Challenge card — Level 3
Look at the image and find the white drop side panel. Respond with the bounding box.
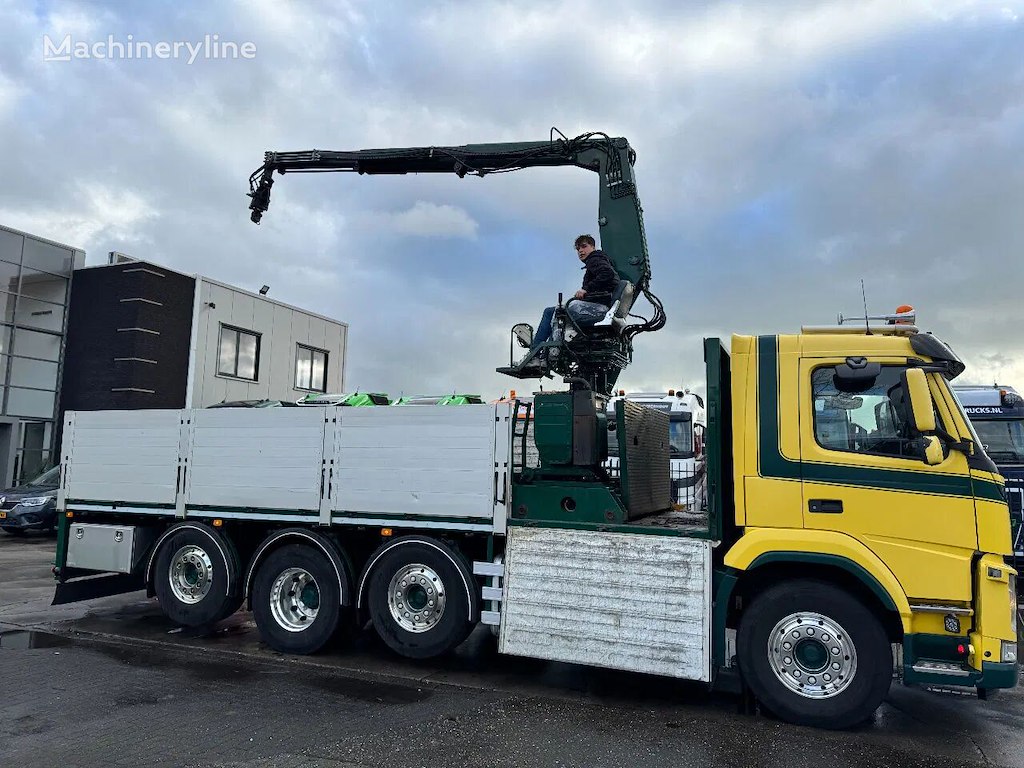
[186,407,327,511]
[334,405,498,522]
[499,527,712,681]
[62,410,183,506]
[492,403,514,534]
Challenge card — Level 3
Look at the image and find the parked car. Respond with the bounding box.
[0,465,60,535]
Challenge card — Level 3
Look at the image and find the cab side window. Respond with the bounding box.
[811,366,937,460]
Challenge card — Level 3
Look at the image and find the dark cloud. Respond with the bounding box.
[1,0,1022,398]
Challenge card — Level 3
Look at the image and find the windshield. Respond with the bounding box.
[971,419,1024,465]
[669,418,693,456]
[25,465,59,486]
[606,410,693,458]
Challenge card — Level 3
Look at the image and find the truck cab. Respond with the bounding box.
[717,326,1018,723]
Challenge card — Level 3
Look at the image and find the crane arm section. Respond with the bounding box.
[248,133,651,292]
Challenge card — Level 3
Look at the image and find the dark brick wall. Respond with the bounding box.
[61,263,195,412]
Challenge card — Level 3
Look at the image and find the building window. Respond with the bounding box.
[295,344,328,392]
[218,325,260,381]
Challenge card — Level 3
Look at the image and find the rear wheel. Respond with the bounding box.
[154,526,238,627]
[252,544,342,654]
[368,540,474,659]
[738,580,892,729]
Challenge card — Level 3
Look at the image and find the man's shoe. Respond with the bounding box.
[516,351,546,373]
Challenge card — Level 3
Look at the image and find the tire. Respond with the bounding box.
[217,594,245,621]
[738,579,893,729]
[367,539,475,660]
[153,525,238,627]
[251,544,342,654]
[2,528,27,536]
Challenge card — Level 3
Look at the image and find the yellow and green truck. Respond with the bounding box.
[52,134,1017,730]
[53,321,1018,729]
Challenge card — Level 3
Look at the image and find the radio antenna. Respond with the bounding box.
[861,279,870,335]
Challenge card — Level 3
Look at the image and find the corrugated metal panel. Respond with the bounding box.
[63,410,182,505]
[499,527,711,681]
[186,407,326,510]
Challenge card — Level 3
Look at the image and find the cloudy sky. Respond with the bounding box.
[2,0,1023,400]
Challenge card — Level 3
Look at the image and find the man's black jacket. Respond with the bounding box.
[580,250,619,307]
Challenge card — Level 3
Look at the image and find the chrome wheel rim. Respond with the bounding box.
[169,545,213,605]
[388,563,446,633]
[270,567,320,632]
[767,611,857,699]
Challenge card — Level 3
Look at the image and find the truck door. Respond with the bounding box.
[798,358,978,602]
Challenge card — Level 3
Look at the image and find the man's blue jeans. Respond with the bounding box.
[531,301,608,351]
[532,306,557,351]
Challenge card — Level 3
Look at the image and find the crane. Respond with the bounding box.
[247,131,664,396]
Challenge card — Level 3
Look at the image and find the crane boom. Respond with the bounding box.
[248,133,651,292]
[247,131,665,395]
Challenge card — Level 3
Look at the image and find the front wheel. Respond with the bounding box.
[738,580,893,729]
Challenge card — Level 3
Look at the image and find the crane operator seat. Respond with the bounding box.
[589,279,635,333]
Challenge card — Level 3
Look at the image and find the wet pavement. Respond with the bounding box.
[1,532,1022,767]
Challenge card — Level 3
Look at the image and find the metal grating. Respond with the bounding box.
[618,399,671,519]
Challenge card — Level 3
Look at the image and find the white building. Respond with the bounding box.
[61,256,347,416]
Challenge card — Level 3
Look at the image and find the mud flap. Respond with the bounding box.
[52,573,143,605]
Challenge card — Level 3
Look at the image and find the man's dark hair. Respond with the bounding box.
[574,234,596,249]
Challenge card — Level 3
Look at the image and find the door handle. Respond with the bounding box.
[808,499,844,514]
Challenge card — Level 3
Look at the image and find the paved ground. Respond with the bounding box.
[1,532,1022,768]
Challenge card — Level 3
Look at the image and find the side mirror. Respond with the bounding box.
[922,435,944,466]
[834,358,881,393]
[901,368,936,433]
[512,323,533,349]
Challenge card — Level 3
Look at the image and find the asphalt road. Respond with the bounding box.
[1,532,1022,768]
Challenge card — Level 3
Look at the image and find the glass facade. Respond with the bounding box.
[0,226,81,484]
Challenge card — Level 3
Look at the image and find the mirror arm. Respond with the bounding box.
[931,428,974,455]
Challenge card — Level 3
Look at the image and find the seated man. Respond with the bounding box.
[523,234,619,367]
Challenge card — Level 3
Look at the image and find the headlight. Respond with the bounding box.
[1002,640,1018,664]
[17,496,54,507]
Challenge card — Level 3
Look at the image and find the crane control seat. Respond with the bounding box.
[496,280,636,381]
[585,279,635,335]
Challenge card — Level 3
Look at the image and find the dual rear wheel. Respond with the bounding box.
[366,541,475,659]
[252,544,343,655]
[249,537,476,658]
